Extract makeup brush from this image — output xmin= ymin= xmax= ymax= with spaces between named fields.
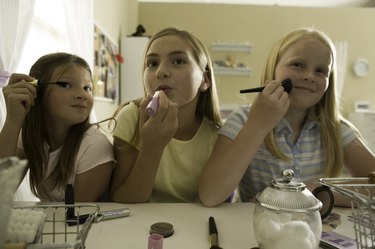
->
xmin=240 ymin=78 xmax=292 ymax=94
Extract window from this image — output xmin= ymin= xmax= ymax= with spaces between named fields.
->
xmin=16 ymin=0 xmax=69 ymax=73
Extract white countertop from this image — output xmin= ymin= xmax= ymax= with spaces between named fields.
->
xmin=10 ymin=202 xmax=356 ymax=249
xmin=87 ymin=202 xmax=257 ymax=249
xmin=87 ymin=203 xmax=356 ymax=249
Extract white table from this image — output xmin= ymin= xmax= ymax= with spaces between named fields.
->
xmin=87 ymin=202 xmax=256 ymax=249
xmin=10 ymin=202 xmax=356 ymax=249
xmin=85 ymin=203 xmax=356 ymax=249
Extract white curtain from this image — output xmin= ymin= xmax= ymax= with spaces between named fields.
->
xmin=63 ymin=0 xmax=97 ymax=122
xmin=63 ymin=0 xmax=94 ymax=70
xmin=0 ymin=0 xmax=37 ymax=201
xmin=0 ymin=0 xmax=35 ymax=129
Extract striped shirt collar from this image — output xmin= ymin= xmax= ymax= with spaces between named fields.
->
xmin=275 ymin=109 xmax=319 ymax=134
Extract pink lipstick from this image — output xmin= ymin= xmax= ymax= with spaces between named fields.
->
xmin=145 ymin=91 xmax=160 ymax=116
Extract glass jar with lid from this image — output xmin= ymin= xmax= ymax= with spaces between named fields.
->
xmin=253 ymin=169 xmax=322 ymax=249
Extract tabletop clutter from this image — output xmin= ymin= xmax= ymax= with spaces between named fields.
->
xmin=6 ymin=208 xmax=46 ymax=244
xmin=2 ymin=156 xmax=374 ymax=249
xmin=0 ymin=157 xmax=40 ymax=248
xmin=1 ymin=157 xmax=97 ymax=249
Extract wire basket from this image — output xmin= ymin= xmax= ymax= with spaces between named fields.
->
xmin=319 ymin=177 xmax=375 ymax=249
xmin=10 ymin=203 xmax=100 ymax=249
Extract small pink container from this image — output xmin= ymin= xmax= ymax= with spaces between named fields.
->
xmin=148 ymin=233 xmax=163 ymax=249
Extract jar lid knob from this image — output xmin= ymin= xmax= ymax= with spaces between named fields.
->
xmin=281 ymin=169 xmax=294 ymax=183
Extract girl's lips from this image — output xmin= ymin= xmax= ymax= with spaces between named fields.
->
xmin=71 ymin=104 xmax=87 ymax=108
xmin=293 ymin=86 xmax=315 ymax=92
xmin=156 ymin=84 xmax=172 ymax=92
xmin=159 ymin=88 xmax=172 ymax=95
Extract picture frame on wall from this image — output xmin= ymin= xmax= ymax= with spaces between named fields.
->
xmin=93 ymin=23 xmax=121 ymax=103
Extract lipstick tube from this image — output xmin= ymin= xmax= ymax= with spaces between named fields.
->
xmin=146 ymin=91 xmax=160 ymax=116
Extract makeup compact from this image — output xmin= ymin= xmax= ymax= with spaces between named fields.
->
xmin=150 ymin=222 xmax=174 ymax=238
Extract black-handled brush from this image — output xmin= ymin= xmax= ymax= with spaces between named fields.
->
xmin=240 ymin=78 xmax=292 ymax=94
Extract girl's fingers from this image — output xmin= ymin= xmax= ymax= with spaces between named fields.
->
xmin=262 ymin=80 xmax=288 ymax=97
xmin=139 ymin=95 xmax=152 ymax=125
xmin=161 ymin=101 xmax=178 ymax=126
xmin=148 ymin=91 xmax=169 ymax=121
xmin=3 ymin=82 xmax=37 ymax=101
xmin=6 ymin=90 xmax=35 ymax=107
xmin=143 ymin=92 xmax=178 ymax=126
xmin=141 ymin=91 xmax=178 ymax=127
xmin=8 ymin=73 xmax=34 ymax=85
xmin=7 ymin=73 xmax=37 ymax=99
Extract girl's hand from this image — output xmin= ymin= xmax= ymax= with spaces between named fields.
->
xmin=3 ymin=74 xmax=37 ymax=125
xmin=139 ymin=90 xmax=178 ymax=147
xmin=247 ymin=80 xmax=290 ymax=131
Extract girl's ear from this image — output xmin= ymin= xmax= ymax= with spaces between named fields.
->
xmin=200 ymin=71 xmax=211 ymax=92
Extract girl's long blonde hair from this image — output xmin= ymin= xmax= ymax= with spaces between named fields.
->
xmin=24 ymin=52 xmax=92 ymax=198
xmin=261 ymin=28 xmax=353 ymax=177
xmin=113 ymin=27 xmax=222 ymax=145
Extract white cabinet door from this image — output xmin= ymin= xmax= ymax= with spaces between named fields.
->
xmin=120 ymin=37 xmax=149 ymax=103
xmin=348 ymin=112 xmax=375 ymax=153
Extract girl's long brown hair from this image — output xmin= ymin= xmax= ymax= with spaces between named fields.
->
xmin=23 ymin=52 xmax=92 ymax=198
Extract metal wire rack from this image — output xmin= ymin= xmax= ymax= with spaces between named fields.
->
xmin=319 ymin=177 xmax=375 ymax=249
xmin=11 ymin=203 xmax=100 ymax=249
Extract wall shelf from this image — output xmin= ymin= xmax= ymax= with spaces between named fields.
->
xmin=213 ymin=66 xmax=252 ymax=76
xmin=211 ymin=42 xmax=253 ymax=52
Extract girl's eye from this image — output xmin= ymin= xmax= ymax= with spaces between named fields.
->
xmin=316 ymin=68 xmax=329 ymax=76
xmin=55 ymin=81 xmax=71 ymax=88
xmin=172 ymin=57 xmax=186 ymax=65
xmin=146 ymin=60 xmax=158 ymax=68
xmin=291 ymin=62 xmax=303 ymax=68
xmin=83 ymin=86 xmax=92 ymax=92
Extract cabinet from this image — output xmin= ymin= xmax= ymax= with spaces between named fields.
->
xmin=348 ymin=112 xmax=375 ymax=153
xmin=120 ymin=37 xmax=149 ymax=103
xmin=210 ymin=42 xmax=253 ymax=76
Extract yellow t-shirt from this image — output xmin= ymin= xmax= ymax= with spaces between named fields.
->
xmin=113 ymin=102 xmax=219 ymax=202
